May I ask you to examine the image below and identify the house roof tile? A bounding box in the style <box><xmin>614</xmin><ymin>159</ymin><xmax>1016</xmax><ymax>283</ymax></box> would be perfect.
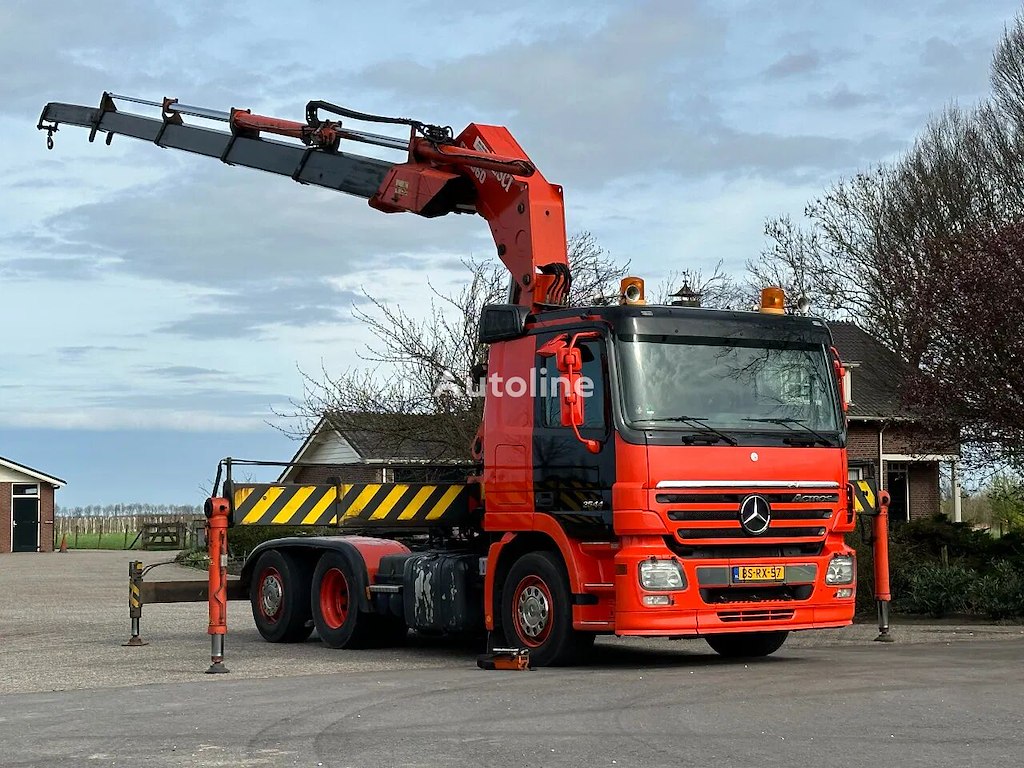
<box><xmin>827</xmin><ymin>321</ymin><xmax>912</xmax><ymax>419</ymax></box>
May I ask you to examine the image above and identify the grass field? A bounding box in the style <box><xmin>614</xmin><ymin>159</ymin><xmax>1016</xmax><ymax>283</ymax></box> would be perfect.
<box><xmin>57</xmin><ymin>532</ymin><xmax>141</xmax><ymax>550</ymax></box>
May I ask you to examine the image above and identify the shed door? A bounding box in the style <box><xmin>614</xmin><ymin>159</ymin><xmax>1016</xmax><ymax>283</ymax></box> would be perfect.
<box><xmin>12</xmin><ymin>498</ymin><xmax>39</xmax><ymax>552</ymax></box>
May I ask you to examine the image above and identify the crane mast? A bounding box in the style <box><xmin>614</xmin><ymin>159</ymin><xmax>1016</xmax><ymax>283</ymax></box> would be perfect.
<box><xmin>37</xmin><ymin>92</ymin><xmax>571</xmax><ymax>309</ymax></box>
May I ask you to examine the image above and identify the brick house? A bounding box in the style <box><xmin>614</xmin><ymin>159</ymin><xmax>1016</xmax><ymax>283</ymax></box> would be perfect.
<box><xmin>1</xmin><ymin>456</ymin><xmax>66</xmax><ymax>553</ymax></box>
<box><xmin>278</xmin><ymin>415</ymin><xmax>473</xmax><ymax>485</ymax></box>
<box><xmin>829</xmin><ymin>322</ymin><xmax>958</xmax><ymax>523</ymax></box>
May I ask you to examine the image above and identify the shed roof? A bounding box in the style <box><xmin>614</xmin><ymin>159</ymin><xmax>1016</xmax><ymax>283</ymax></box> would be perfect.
<box><xmin>277</xmin><ymin>413</ymin><xmax>470</xmax><ymax>482</ymax></box>
<box><xmin>0</xmin><ymin>455</ymin><xmax>66</xmax><ymax>487</ymax></box>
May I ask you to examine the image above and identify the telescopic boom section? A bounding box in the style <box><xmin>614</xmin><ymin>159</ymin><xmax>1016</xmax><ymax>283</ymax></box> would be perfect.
<box><xmin>37</xmin><ymin>92</ymin><xmax>570</xmax><ymax>308</ymax></box>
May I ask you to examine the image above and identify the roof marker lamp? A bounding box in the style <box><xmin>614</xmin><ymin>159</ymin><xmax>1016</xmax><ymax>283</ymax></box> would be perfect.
<box><xmin>620</xmin><ymin>276</ymin><xmax>646</xmax><ymax>305</ymax></box>
<box><xmin>760</xmin><ymin>286</ymin><xmax>785</xmax><ymax>315</ymax></box>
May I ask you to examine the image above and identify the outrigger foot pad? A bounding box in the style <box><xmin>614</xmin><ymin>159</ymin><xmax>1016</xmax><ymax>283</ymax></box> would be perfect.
<box><xmin>477</xmin><ymin>647</ymin><xmax>532</xmax><ymax>671</ymax></box>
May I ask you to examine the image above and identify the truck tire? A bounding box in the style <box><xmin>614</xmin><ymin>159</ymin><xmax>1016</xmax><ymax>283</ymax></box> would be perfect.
<box><xmin>501</xmin><ymin>551</ymin><xmax>590</xmax><ymax>667</ymax></box>
<box><xmin>311</xmin><ymin>551</ymin><xmax>376</xmax><ymax>649</ymax></box>
<box><xmin>705</xmin><ymin>631</ymin><xmax>789</xmax><ymax>658</ymax></box>
<box><xmin>249</xmin><ymin>549</ymin><xmax>313</xmax><ymax>643</ymax></box>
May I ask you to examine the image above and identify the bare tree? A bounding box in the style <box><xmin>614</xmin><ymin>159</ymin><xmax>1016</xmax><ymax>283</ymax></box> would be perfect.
<box><xmin>750</xmin><ymin>110</ymin><xmax>996</xmax><ymax>366</ymax></box>
<box><xmin>904</xmin><ymin>223</ymin><xmax>1024</xmax><ymax>466</ymax></box>
<box><xmin>282</xmin><ymin>232</ymin><xmax>629</xmax><ymax>459</ymax></box>
<box><xmin>751</xmin><ymin>14</ymin><xmax>1024</xmax><ymax>467</ymax></box>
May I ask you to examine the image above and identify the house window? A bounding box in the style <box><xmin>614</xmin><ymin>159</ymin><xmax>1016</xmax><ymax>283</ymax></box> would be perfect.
<box><xmin>12</xmin><ymin>484</ymin><xmax>38</xmax><ymax>497</ymax></box>
<box><xmin>848</xmin><ymin>467</ymin><xmax>863</xmax><ymax>481</ymax></box>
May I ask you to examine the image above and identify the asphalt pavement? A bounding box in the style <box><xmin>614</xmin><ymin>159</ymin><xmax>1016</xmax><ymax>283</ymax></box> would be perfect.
<box><xmin>1</xmin><ymin>550</ymin><xmax>1022</xmax><ymax>767</ymax></box>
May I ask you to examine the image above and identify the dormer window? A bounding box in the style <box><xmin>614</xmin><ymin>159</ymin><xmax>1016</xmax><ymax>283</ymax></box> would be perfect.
<box><xmin>843</xmin><ymin>361</ymin><xmax>860</xmax><ymax>409</ymax></box>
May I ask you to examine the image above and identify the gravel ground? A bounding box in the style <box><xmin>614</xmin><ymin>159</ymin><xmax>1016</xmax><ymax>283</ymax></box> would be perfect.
<box><xmin>1</xmin><ymin>549</ymin><xmax>1021</xmax><ymax>696</ymax></box>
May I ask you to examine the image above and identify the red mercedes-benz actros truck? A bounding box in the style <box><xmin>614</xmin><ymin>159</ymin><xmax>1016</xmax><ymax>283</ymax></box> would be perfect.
<box><xmin>39</xmin><ymin>93</ymin><xmax>887</xmax><ymax>666</ymax></box>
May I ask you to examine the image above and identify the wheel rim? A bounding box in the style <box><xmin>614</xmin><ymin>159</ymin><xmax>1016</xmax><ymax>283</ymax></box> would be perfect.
<box><xmin>258</xmin><ymin>567</ymin><xmax>284</xmax><ymax>623</ymax></box>
<box><xmin>319</xmin><ymin>567</ymin><xmax>349</xmax><ymax>630</ymax></box>
<box><xmin>513</xmin><ymin>575</ymin><xmax>553</xmax><ymax>647</ymax></box>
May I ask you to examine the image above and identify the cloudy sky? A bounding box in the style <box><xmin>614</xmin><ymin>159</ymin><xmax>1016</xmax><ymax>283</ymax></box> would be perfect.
<box><xmin>1</xmin><ymin>0</ymin><xmax>1019</xmax><ymax>506</ymax></box>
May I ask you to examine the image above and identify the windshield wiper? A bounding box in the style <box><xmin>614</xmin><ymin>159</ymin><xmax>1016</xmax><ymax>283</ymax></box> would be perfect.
<box><xmin>741</xmin><ymin>417</ymin><xmax>836</xmax><ymax>447</ymax></box>
<box><xmin>647</xmin><ymin>415</ymin><xmax>739</xmax><ymax>446</ymax></box>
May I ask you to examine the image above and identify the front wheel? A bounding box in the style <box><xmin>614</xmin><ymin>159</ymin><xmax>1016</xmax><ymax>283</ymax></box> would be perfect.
<box><xmin>705</xmin><ymin>631</ymin><xmax>789</xmax><ymax>658</ymax></box>
<box><xmin>500</xmin><ymin>551</ymin><xmax>592</xmax><ymax>667</ymax></box>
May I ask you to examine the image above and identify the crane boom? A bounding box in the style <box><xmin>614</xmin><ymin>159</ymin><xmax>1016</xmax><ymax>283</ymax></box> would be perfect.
<box><xmin>37</xmin><ymin>92</ymin><xmax>570</xmax><ymax>308</ymax></box>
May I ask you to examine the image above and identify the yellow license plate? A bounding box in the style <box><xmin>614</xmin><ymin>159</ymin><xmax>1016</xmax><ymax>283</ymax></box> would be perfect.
<box><xmin>732</xmin><ymin>565</ymin><xmax>785</xmax><ymax>583</ymax></box>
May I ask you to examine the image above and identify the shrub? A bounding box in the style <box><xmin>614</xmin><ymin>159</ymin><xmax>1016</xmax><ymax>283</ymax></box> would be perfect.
<box><xmin>847</xmin><ymin>515</ymin><xmax>1024</xmax><ymax>619</ymax></box>
<box><xmin>990</xmin><ymin>530</ymin><xmax>1024</xmax><ymax>566</ymax></box>
<box><xmin>971</xmin><ymin>561</ymin><xmax>1024</xmax><ymax>619</ymax></box>
<box><xmin>895</xmin><ymin>561</ymin><xmax>976</xmax><ymax>617</ymax></box>
<box><xmin>893</xmin><ymin>514</ymin><xmax>998</xmax><ymax>570</ymax></box>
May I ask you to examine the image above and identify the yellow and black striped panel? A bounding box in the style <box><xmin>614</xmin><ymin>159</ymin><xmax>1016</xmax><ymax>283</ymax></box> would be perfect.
<box><xmin>852</xmin><ymin>479</ymin><xmax>878</xmax><ymax>514</ymax></box>
<box><xmin>231</xmin><ymin>483</ymin><xmax>474</xmax><ymax>527</ymax></box>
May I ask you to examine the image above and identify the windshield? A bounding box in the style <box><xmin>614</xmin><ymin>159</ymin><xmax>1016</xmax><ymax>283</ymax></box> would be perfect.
<box><xmin>617</xmin><ymin>335</ymin><xmax>842</xmax><ymax>436</ymax></box>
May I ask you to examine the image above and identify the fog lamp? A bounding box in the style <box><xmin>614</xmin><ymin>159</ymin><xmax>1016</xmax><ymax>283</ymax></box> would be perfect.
<box><xmin>643</xmin><ymin>594</ymin><xmax>672</xmax><ymax>606</ymax></box>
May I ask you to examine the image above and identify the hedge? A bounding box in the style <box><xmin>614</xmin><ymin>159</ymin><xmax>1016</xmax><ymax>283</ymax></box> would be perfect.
<box><xmin>848</xmin><ymin>515</ymin><xmax>1024</xmax><ymax>619</ymax></box>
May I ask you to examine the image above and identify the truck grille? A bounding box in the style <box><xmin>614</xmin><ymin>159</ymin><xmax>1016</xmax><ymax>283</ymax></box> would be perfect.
<box><xmin>656</xmin><ymin>486</ymin><xmax>839</xmax><ymax>556</ymax></box>
<box><xmin>668</xmin><ymin>508</ymin><xmax>832</xmax><ymax>521</ymax></box>
<box><xmin>666</xmin><ymin>539</ymin><xmax>823</xmax><ymax>558</ymax></box>
<box><xmin>676</xmin><ymin>526</ymin><xmax>826</xmax><ymax>540</ymax></box>
<box><xmin>701</xmin><ymin>585</ymin><xmax>813</xmax><ymax>603</ymax></box>
<box><xmin>717</xmin><ymin>608</ymin><xmax>796</xmax><ymax>623</ymax></box>
<box><xmin>657</xmin><ymin>492</ymin><xmax>839</xmax><ymax>505</ymax></box>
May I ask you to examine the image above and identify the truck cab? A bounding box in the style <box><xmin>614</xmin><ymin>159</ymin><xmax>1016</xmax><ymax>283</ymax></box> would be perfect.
<box><xmin>480</xmin><ymin>295</ymin><xmax>855</xmax><ymax>662</ymax></box>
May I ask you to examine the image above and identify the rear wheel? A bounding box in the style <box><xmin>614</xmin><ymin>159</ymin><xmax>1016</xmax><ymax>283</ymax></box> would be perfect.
<box><xmin>249</xmin><ymin>549</ymin><xmax>313</xmax><ymax>643</ymax></box>
<box><xmin>311</xmin><ymin>551</ymin><xmax>378</xmax><ymax>649</ymax></box>
<box><xmin>501</xmin><ymin>551</ymin><xmax>591</xmax><ymax>667</ymax></box>
<box><xmin>705</xmin><ymin>631</ymin><xmax>789</xmax><ymax>658</ymax></box>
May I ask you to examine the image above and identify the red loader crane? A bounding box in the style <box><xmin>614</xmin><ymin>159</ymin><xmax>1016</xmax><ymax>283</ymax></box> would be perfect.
<box><xmin>38</xmin><ymin>93</ymin><xmax>892</xmax><ymax>668</ymax></box>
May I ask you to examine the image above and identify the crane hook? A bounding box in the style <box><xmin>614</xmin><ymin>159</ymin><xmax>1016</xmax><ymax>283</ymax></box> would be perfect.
<box><xmin>38</xmin><ymin>122</ymin><xmax>58</xmax><ymax>150</ymax></box>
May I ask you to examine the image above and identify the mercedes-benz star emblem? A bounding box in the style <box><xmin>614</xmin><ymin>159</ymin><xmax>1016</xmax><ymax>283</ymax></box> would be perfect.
<box><xmin>739</xmin><ymin>494</ymin><xmax>772</xmax><ymax>536</ymax></box>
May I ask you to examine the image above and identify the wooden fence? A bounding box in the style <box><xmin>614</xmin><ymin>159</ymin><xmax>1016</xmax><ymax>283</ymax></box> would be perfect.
<box><xmin>53</xmin><ymin>514</ymin><xmax>206</xmax><ymax>550</ymax></box>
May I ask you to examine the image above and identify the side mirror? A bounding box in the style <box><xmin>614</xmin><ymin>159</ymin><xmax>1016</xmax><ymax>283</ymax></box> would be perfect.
<box><xmin>479</xmin><ymin>304</ymin><xmax>531</xmax><ymax>344</ymax></box>
<box><xmin>538</xmin><ymin>332</ymin><xmax>602</xmax><ymax>454</ymax></box>
<box><xmin>556</xmin><ymin>347</ymin><xmax>584</xmax><ymax>429</ymax></box>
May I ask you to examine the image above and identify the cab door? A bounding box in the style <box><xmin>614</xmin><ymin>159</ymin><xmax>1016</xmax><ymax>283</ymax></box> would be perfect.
<box><xmin>532</xmin><ymin>333</ymin><xmax>615</xmax><ymax>530</ymax></box>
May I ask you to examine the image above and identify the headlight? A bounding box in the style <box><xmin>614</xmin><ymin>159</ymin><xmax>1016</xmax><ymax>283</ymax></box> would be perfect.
<box><xmin>825</xmin><ymin>554</ymin><xmax>855</xmax><ymax>585</ymax></box>
<box><xmin>639</xmin><ymin>559</ymin><xmax>686</xmax><ymax>591</ymax></box>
